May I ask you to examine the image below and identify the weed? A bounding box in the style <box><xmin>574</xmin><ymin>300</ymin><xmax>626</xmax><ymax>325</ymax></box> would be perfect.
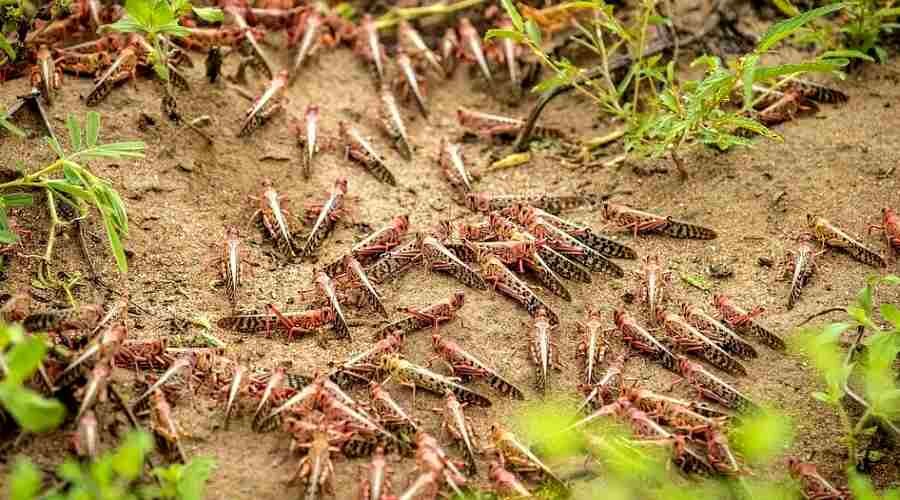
<box><xmin>5</xmin><ymin>430</ymin><xmax>216</xmax><ymax>500</ymax></box>
<box><xmin>792</xmin><ymin>274</ymin><xmax>900</xmax><ymax>467</ymax></box>
<box><xmin>105</xmin><ymin>0</ymin><xmax>222</xmax><ymax>83</ymax></box>
<box><xmin>0</xmin><ymin>111</ymin><xmax>144</xmax><ymax>280</ymax></box>
<box><xmin>0</xmin><ymin>320</ymin><xmax>66</xmax><ymax>432</ymax></box>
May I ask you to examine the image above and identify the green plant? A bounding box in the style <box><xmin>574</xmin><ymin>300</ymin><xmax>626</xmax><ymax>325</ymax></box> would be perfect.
<box><xmin>5</xmin><ymin>430</ymin><xmax>217</xmax><ymax>500</ymax></box>
<box><xmin>0</xmin><ymin>111</ymin><xmax>144</xmax><ymax>279</ymax></box>
<box><xmin>0</xmin><ymin>320</ymin><xmax>66</xmax><ymax>432</ymax></box>
<box><xmin>792</xmin><ymin>274</ymin><xmax>900</xmax><ymax>467</ymax></box>
<box><xmin>105</xmin><ymin>0</ymin><xmax>222</xmax><ymax>82</ymax></box>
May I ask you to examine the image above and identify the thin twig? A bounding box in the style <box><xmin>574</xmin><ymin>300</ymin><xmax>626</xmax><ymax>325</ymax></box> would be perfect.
<box><xmin>797</xmin><ymin>307</ymin><xmax>846</xmax><ymax>327</ymax></box>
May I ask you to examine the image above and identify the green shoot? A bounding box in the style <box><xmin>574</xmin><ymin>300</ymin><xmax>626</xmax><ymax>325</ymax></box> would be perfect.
<box><xmin>792</xmin><ymin>275</ymin><xmax>900</xmax><ymax>467</ymax></box>
<box><xmin>105</xmin><ymin>0</ymin><xmax>222</xmax><ymax>82</ymax></box>
<box><xmin>0</xmin><ymin>111</ymin><xmax>145</xmax><ymax>275</ymax></box>
<box><xmin>0</xmin><ymin>320</ymin><xmax>66</xmax><ymax>432</ymax></box>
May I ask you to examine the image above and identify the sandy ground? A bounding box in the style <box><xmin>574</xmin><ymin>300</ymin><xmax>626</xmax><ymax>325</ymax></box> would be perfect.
<box><xmin>1</xmin><ymin>13</ymin><xmax>899</xmax><ymax>498</ymax></box>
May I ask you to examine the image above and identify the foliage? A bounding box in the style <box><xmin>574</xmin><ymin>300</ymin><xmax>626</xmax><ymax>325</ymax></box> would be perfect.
<box><xmin>0</xmin><ymin>320</ymin><xmax>66</xmax><ymax>432</ymax></box>
<box><xmin>0</xmin><ymin>111</ymin><xmax>145</xmax><ymax>274</ymax></box>
<box><xmin>791</xmin><ymin>274</ymin><xmax>900</xmax><ymax>467</ymax></box>
<box><xmin>5</xmin><ymin>430</ymin><xmax>216</xmax><ymax>500</ymax></box>
<box><xmin>105</xmin><ymin>0</ymin><xmax>222</xmax><ymax>81</ymax></box>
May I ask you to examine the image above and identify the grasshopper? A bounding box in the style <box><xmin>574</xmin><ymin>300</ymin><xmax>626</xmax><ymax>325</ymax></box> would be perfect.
<box><xmin>421</xmin><ymin>236</ymin><xmax>488</xmax><ymax>290</ymax></box>
<box><xmin>657</xmin><ymin>311</ymin><xmax>748</xmax><ymax>376</ymax></box>
<box><xmin>379</xmin><ymin>354</ymin><xmax>492</xmax><ymax>407</ymax></box>
<box><xmin>530</xmin><ymin>308</ymin><xmax>562</xmax><ymax>394</ymax></box>
<box><xmin>341</xmin><ymin>122</ymin><xmax>398</xmax><ymax>186</ymax></box>
<box><xmin>300</xmin><ymin>178</ymin><xmax>348</xmax><ymax>257</ymax></box>
<box><xmin>808</xmin><ymin>214</ymin><xmax>885</xmax><ymax>268</ymax></box>
<box><xmin>602</xmin><ymin>203</ymin><xmax>718</xmax><ymax>240</ymax></box>
<box><xmin>238</xmin><ymin>69</ymin><xmax>288</xmax><ymax>137</ymax></box>
<box><xmin>375</xmin><ymin>291</ymin><xmax>465</xmax><ymax>340</ymax></box>
<box><xmin>712</xmin><ymin>294</ymin><xmax>785</xmax><ymax>351</ymax></box>
<box><xmin>576</xmin><ymin>307</ymin><xmax>608</xmax><ymax>385</ymax></box>
<box><xmin>680</xmin><ymin>302</ymin><xmax>758</xmax><ymax>359</ymax></box>
<box><xmin>379</xmin><ymin>86</ymin><xmax>413</xmax><ymax>160</ymax></box>
<box><xmin>432</xmin><ymin>333</ymin><xmax>524</xmax><ymax>399</ymax></box>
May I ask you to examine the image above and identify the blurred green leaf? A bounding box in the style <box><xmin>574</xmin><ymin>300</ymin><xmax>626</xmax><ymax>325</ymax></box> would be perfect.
<box><xmin>192</xmin><ymin>6</ymin><xmax>223</xmax><ymax>23</ymax></box>
<box><xmin>0</xmin><ymin>384</ymin><xmax>66</xmax><ymax>432</ymax></box>
<box><xmin>753</xmin><ymin>59</ymin><xmax>846</xmax><ymax>81</ymax></box>
<box><xmin>1</xmin><ymin>113</ymin><xmax>27</xmax><ymax>138</ymax></box>
<box><xmin>731</xmin><ymin>409</ymin><xmax>794</xmax><ymax>464</ymax></box>
<box><xmin>102</xmin><ymin>212</ymin><xmax>128</xmax><ymax>274</ymax></box>
<box><xmin>484</xmin><ymin>28</ymin><xmax>525</xmax><ymax>43</ymax></box>
<box><xmin>124</xmin><ymin>0</ymin><xmax>153</xmax><ymax>28</ymax></box>
<box><xmin>741</xmin><ymin>54</ymin><xmax>759</xmax><ymax>109</ymax></box>
<box><xmin>1</xmin><ymin>193</ymin><xmax>34</xmax><ymax>207</ymax></box>
<box><xmin>0</xmin><ymin>33</ymin><xmax>16</xmax><ymax>60</ymax></box>
<box><xmin>771</xmin><ymin>0</ymin><xmax>801</xmax><ymax>17</ymax></box>
<box><xmin>882</xmin><ymin>275</ymin><xmax>900</xmax><ymax>286</ymax></box>
<box><xmin>525</xmin><ymin>19</ymin><xmax>542</xmax><ymax>47</ymax></box>
<box><xmin>177</xmin><ymin>457</ymin><xmax>216</xmax><ymax>500</ymax></box>
<box><xmin>0</xmin><ymin>229</ymin><xmax>17</xmax><ymax>244</ymax></box>
<box><xmin>501</xmin><ymin>0</ymin><xmax>523</xmax><ymax>31</ymax></box>
<box><xmin>85</xmin><ymin>111</ymin><xmax>100</xmax><ymax>148</ymax></box>
<box><xmin>111</xmin><ymin>431</ymin><xmax>153</xmax><ymax>481</ymax></box>
<box><xmin>757</xmin><ymin>3</ymin><xmax>847</xmax><ymax>53</ymax></box>
<box><xmin>66</xmin><ymin>114</ymin><xmax>83</xmax><ymax>152</ymax></box>
<box><xmin>822</xmin><ymin>49</ymin><xmax>875</xmax><ymax>62</ymax></box>
<box><xmin>880</xmin><ymin>304</ymin><xmax>900</xmax><ymax>329</ymax></box>
<box><xmin>516</xmin><ymin>400</ymin><xmax>581</xmax><ymax>459</ymax></box>
<box><xmin>103</xmin><ymin>16</ymin><xmax>146</xmax><ymax>33</ymax></box>
<box><xmin>8</xmin><ymin>459</ymin><xmax>42</xmax><ymax>500</ymax></box>
<box><xmin>4</xmin><ymin>335</ymin><xmax>46</xmax><ymax>385</ymax></box>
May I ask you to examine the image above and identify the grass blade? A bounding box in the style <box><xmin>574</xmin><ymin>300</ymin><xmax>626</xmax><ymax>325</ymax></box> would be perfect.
<box><xmin>756</xmin><ymin>3</ymin><xmax>847</xmax><ymax>53</ymax></box>
<box><xmin>102</xmin><ymin>210</ymin><xmax>128</xmax><ymax>273</ymax></box>
<box><xmin>66</xmin><ymin>115</ymin><xmax>82</xmax><ymax>151</ymax></box>
<box><xmin>85</xmin><ymin>111</ymin><xmax>100</xmax><ymax>148</ymax></box>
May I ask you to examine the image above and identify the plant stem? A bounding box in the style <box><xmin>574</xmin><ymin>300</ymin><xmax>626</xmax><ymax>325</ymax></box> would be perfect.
<box><xmin>43</xmin><ymin>188</ymin><xmax>59</xmax><ymax>263</ymax></box>
<box><xmin>375</xmin><ymin>0</ymin><xmax>486</xmax><ymax>30</ymax></box>
<box><xmin>631</xmin><ymin>0</ymin><xmax>654</xmax><ymax>113</ymax></box>
<box><xmin>837</xmin><ymin>401</ymin><xmax>857</xmax><ymax>466</ymax></box>
<box><xmin>0</xmin><ymin>160</ymin><xmax>64</xmax><ymax>190</ymax></box>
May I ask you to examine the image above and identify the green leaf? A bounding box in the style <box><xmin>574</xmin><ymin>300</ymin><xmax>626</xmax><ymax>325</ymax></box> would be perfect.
<box><xmin>0</xmin><ymin>384</ymin><xmax>66</xmax><ymax>432</ymax></box>
<box><xmin>771</xmin><ymin>0</ymin><xmax>800</xmax><ymax>16</ymax></box>
<box><xmin>882</xmin><ymin>275</ymin><xmax>900</xmax><ymax>286</ymax></box>
<box><xmin>525</xmin><ymin>19</ymin><xmax>542</xmax><ymax>47</ymax></box>
<box><xmin>501</xmin><ymin>0</ymin><xmax>523</xmax><ymax>31</ymax></box>
<box><xmin>102</xmin><ymin>211</ymin><xmax>128</xmax><ymax>274</ymax></box>
<box><xmin>150</xmin><ymin>0</ymin><xmax>176</xmax><ymax>28</ymax></box>
<box><xmin>1</xmin><ymin>193</ymin><xmax>33</xmax><ymax>207</ymax></box>
<box><xmin>47</xmin><ymin>180</ymin><xmax>93</xmax><ymax>202</ymax></box>
<box><xmin>112</xmin><ymin>431</ymin><xmax>153</xmax><ymax>481</ymax></box>
<box><xmin>484</xmin><ymin>28</ymin><xmax>525</xmax><ymax>43</ymax></box>
<box><xmin>47</xmin><ymin>136</ymin><xmax>65</xmax><ymax>159</ymax></box>
<box><xmin>192</xmin><ymin>6</ymin><xmax>224</xmax><ymax>23</ymax></box>
<box><xmin>822</xmin><ymin>49</ymin><xmax>875</xmax><ymax>62</ymax></box>
<box><xmin>0</xmin><ymin>114</ymin><xmax>26</xmax><ymax>138</ymax></box>
<box><xmin>125</xmin><ymin>0</ymin><xmax>154</xmax><ymax>28</ymax></box>
<box><xmin>756</xmin><ymin>3</ymin><xmax>847</xmax><ymax>53</ymax></box>
<box><xmin>177</xmin><ymin>458</ymin><xmax>217</xmax><ymax>500</ymax></box>
<box><xmin>85</xmin><ymin>111</ymin><xmax>100</xmax><ymax>148</ymax></box>
<box><xmin>874</xmin><ymin>6</ymin><xmax>900</xmax><ymax>18</ymax></box>
<box><xmin>153</xmin><ymin>59</ymin><xmax>171</xmax><ymax>82</ymax></box>
<box><xmin>66</xmin><ymin>115</ymin><xmax>82</xmax><ymax>152</ymax></box>
<box><xmin>742</xmin><ymin>54</ymin><xmax>760</xmax><ymax>109</ymax></box>
<box><xmin>0</xmin><ymin>230</ymin><xmax>17</xmax><ymax>244</ymax></box>
<box><xmin>155</xmin><ymin>21</ymin><xmax>191</xmax><ymax>37</ymax></box>
<box><xmin>8</xmin><ymin>459</ymin><xmax>42</xmax><ymax>500</ymax></box>
<box><xmin>856</xmin><ymin>281</ymin><xmax>875</xmax><ymax>315</ymax></box>
<box><xmin>731</xmin><ymin>409</ymin><xmax>794</xmax><ymax>464</ymax></box>
<box><xmin>881</xmin><ymin>304</ymin><xmax>900</xmax><ymax>330</ymax></box>
<box><xmin>0</xmin><ymin>33</ymin><xmax>16</xmax><ymax>60</ymax></box>
<box><xmin>811</xmin><ymin>391</ymin><xmax>832</xmax><ymax>404</ymax></box>
<box><xmin>753</xmin><ymin>60</ymin><xmax>846</xmax><ymax>81</ymax></box>
<box><xmin>102</xmin><ymin>16</ymin><xmax>146</xmax><ymax>33</ymax></box>
<box><xmin>4</xmin><ymin>335</ymin><xmax>47</xmax><ymax>385</ymax></box>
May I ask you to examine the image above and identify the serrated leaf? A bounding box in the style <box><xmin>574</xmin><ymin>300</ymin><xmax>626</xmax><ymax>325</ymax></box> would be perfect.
<box><xmin>1</xmin><ymin>193</ymin><xmax>34</xmax><ymax>207</ymax></box>
<box><xmin>85</xmin><ymin>111</ymin><xmax>100</xmax><ymax>147</ymax></box>
<box><xmin>0</xmin><ymin>384</ymin><xmax>66</xmax><ymax>432</ymax></box>
<box><xmin>501</xmin><ymin>0</ymin><xmax>523</xmax><ymax>31</ymax></box>
<box><xmin>757</xmin><ymin>3</ymin><xmax>847</xmax><ymax>53</ymax></box>
<box><xmin>0</xmin><ymin>33</ymin><xmax>16</xmax><ymax>60</ymax></box>
<box><xmin>485</xmin><ymin>28</ymin><xmax>525</xmax><ymax>43</ymax></box>
<box><xmin>192</xmin><ymin>6</ymin><xmax>224</xmax><ymax>23</ymax></box>
<box><xmin>525</xmin><ymin>19</ymin><xmax>542</xmax><ymax>47</ymax></box>
<box><xmin>149</xmin><ymin>0</ymin><xmax>176</xmax><ymax>28</ymax></box>
<box><xmin>4</xmin><ymin>335</ymin><xmax>47</xmax><ymax>385</ymax></box>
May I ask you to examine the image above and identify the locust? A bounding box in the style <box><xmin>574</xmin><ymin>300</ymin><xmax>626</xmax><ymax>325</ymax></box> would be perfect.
<box><xmin>491</xmin><ymin>424</ymin><xmax>566</xmax><ymax>487</ymax></box>
<box><xmin>297</xmin><ymin>105</ymin><xmax>320</xmax><ymax>179</ymax></box>
<box><xmin>431</xmin><ymin>334</ymin><xmax>524</xmax><ymax>399</ymax></box>
<box><xmin>365</xmin><ymin>237</ymin><xmax>422</xmax><ymax>284</ymax></box>
<box><xmin>612</xmin><ymin>309</ymin><xmax>680</xmax><ymax>372</ymax></box>
<box><xmin>398</xmin><ymin>20</ymin><xmax>444</xmax><ymax>78</ymax></box>
<box><xmin>869</xmin><ymin>207</ymin><xmax>900</xmax><ymax>262</ymax></box>
<box><xmin>466</xmin><ymin>191</ymin><xmax>599</xmax><ymax>215</ymax></box>
<box><xmin>472</xmin><ymin>240</ymin><xmax>573</xmax><ymax>301</ymax></box>
<box><xmin>530</xmin><ymin>308</ymin><xmax>562</xmax><ymax>394</ymax></box>
<box><xmin>677</xmin><ymin>357</ymin><xmax>758</xmax><ymax>413</ymax></box>
<box><xmin>490</xmin><ymin>460</ymin><xmax>532</xmax><ymax>497</ymax></box>
<box><xmin>679</xmin><ymin>302</ymin><xmax>758</xmax><ymax>360</ymax></box>
<box><xmin>478</xmin><ymin>251</ymin><xmax>559</xmax><ymax>325</ymax></box>
<box><xmin>359</xmin><ymin>446</ymin><xmax>392</xmax><ymax>500</ymax></box>
<box><xmin>602</xmin><ymin>203</ymin><xmax>718</xmax><ymax>239</ymax></box>
<box><xmin>343</xmin><ymin>256</ymin><xmax>389</xmax><ymax>318</ymax></box>
<box><xmin>526</xmin><ymin>217</ymin><xmax>624</xmax><ymax>277</ymax></box>
<box><xmin>502</xmin><ymin>204</ymin><xmax>637</xmax><ymax>259</ymax></box>
<box><xmin>784</xmin><ymin>79</ymin><xmax>849</xmax><ymax>104</ymax></box>
<box><xmin>150</xmin><ymin>390</ymin><xmax>187</xmax><ymax>463</ymax></box>
<box><xmin>379</xmin><ymin>354</ymin><xmax>492</xmax><ymax>407</ymax></box>
<box><xmin>32</xmin><ymin>46</ymin><xmax>61</xmax><ymax>106</ymax></box>
<box><xmin>634</xmin><ymin>255</ymin><xmax>672</xmax><ymax>324</ymax></box>
<box><xmin>329</xmin><ymin>334</ymin><xmax>404</xmax><ymax>388</ymax></box>
<box><xmin>457</xmin><ymin>107</ymin><xmax>564</xmax><ymax>141</ymax></box>
<box><xmin>223</xmin><ymin>364</ymin><xmax>246</xmax><ymax>430</ymax></box>
<box><xmin>267</xmin><ymin>304</ymin><xmax>334</xmax><ymax>341</ymax></box>
<box><xmin>238</xmin><ymin>69</ymin><xmax>288</xmax><ymax>137</ymax></box>
<box><xmin>808</xmin><ymin>214</ymin><xmax>885</xmax><ymax>268</ymax></box>
<box><xmin>72</xmin><ymin>411</ymin><xmax>99</xmax><ymax>458</ymax></box>
<box><xmin>379</xmin><ymin>87</ymin><xmax>413</xmax><ymax>160</ymax></box>
<box><xmin>23</xmin><ymin>304</ymin><xmax>103</xmax><ymax>335</ymax></box>
<box><xmin>576</xmin><ymin>307</ymin><xmax>608</xmax><ymax>385</ymax></box>
<box><xmin>421</xmin><ymin>236</ymin><xmax>487</xmax><ymax>290</ymax></box>
<box><xmin>323</xmin><ymin>215</ymin><xmax>410</xmax><ymax>276</ymax></box>
<box><xmin>576</xmin><ymin>353</ymin><xmax>626</xmax><ymax>412</ymax></box>
<box><xmin>316</xmin><ymin>272</ymin><xmax>350</xmax><ymax>339</ymax></box>
<box><xmin>624</xmin><ymin>388</ymin><xmax>729</xmax><ymax>430</ymax></box>
<box><xmin>489</xmin><ymin>213</ymin><xmax>593</xmax><ymax>284</ymax></box>
<box><xmin>357</xmin><ymin>14</ymin><xmax>386</xmax><ymax>82</ymax></box>
<box><xmin>217</xmin><ymin>307</ymin><xmax>326</xmax><ymax>336</ymax></box>
<box><xmin>301</xmin><ymin>178</ymin><xmax>348</xmax><ymax>257</ymax></box>
<box><xmin>375</xmin><ymin>291</ymin><xmax>465</xmax><ymax>340</ymax></box>
<box><xmin>290</xmin><ymin>422</ymin><xmax>339</xmax><ymax>500</ymax></box>
<box><xmin>85</xmin><ymin>41</ymin><xmax>141</xmax><ymax>106</ymax></box>
<box><xmin>438</xmin><ymin>140</ymin><xmax>474</xmax><ymax>197</ymax></box>
<box><xmin>441</xmin><ymin>28</ymin><xmax>460</xmax><ymax>76</ymax></box>
<box><xmin>788</xmin><ymin>459</ymin><xmax>849</xmax><ymax>500</ymax></box>
<box><xmin>220</xmin><ymin>226</ymin><xmax>245</xmax><ymax>309</ymax></box>
<box><xmin>370</xmin><ymin>382</ymin><xmax>418</xmax><ymax>437</ymax></box>
<box><xmin>289</xmin><ymin>11</ymin><xmax>322</xmax><ymax>80</ymax></box>
<box><xmin>457</xmin><ymin>17</ymin><xmax>492</xmax><ymax>81</ymax></box>
<box><xmin>712</xmin><ymin>294</ymin><xmax>785</xmax><ymax>350</ymax></box>
<box><xmin>782</xmin><ymin>237</ymin><xmax>822</xmax><ymax>310</ymax></box>
<box><xmin>251</xmin><ymin>179</ymin><xmax>295</xmax><ymax>256</ymax></box>
<box><xmin>442</xmin><ymin>392</ymin><xmax>479</xmax><ymax>474</ymax></box>
<box><xmin>225</xmin><ymin>7</ymin><xmax>275</xmax><ymax>77</ymax></box>
<box><xmin>415</xmin><ymin>432</ymin><xmax>467</xmax><ymax>496</ymax></box>
<box><xmin>341</xmin><ymin>122</ymin><xmax>398</xmax><ymax>186</ymax></box>
<box><xmin>395</xmin><ymin>50</ymin><xmax>429</xmax><ymax>118</ymax></box>
<box><xmin>657</xmin><ymin>311</ymin><xmax>748</xmax><ymax>376</ymax></box>
<box><xmin>76</xmin><ymin>361</ymin><xmax>110</xmax><ymax>420</ymax></box>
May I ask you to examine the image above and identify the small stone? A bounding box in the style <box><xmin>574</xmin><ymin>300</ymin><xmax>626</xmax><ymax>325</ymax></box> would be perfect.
<box><xmin>758</xmin><ymin>257</ymin><xmax>773</xmax><ymax>267</ymax></box>
<box><xmin>707</xmin><ymin>261</ymin><xmax>734</xmax><ymax>279</ymax></box>
<box><xmin>177</xmin><ymin>160</ymin><xmax>195</xmax><ymax>172</ymax></box>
